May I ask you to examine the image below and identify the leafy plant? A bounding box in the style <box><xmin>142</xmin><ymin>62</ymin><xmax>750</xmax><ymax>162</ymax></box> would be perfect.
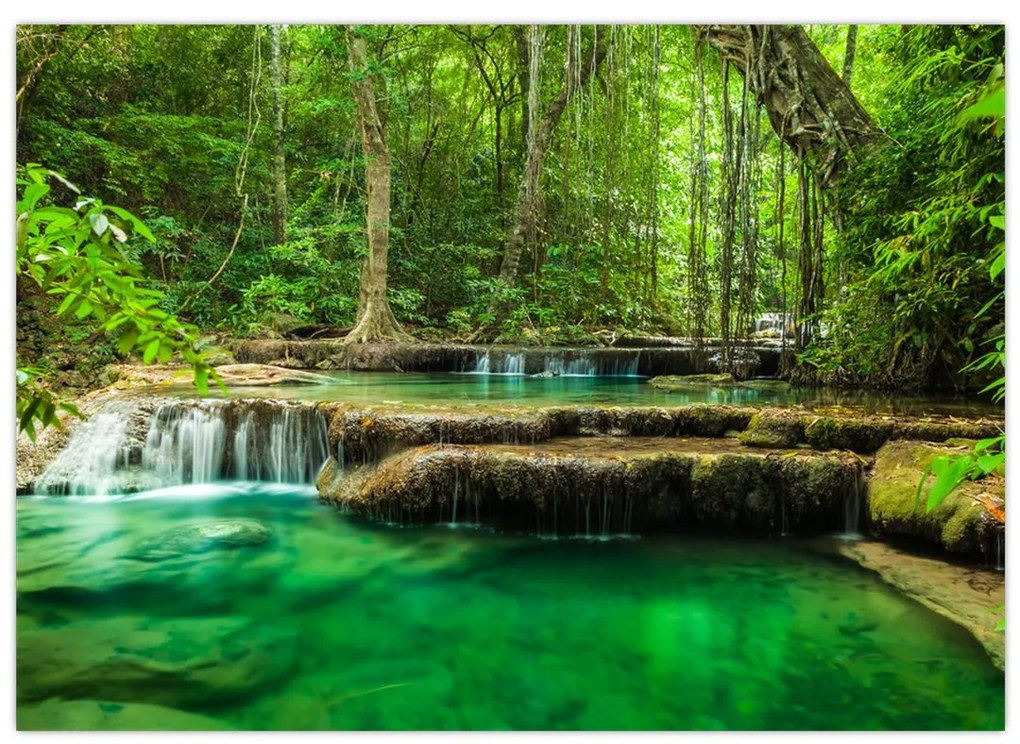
<box><xmin>16</xmin><ymin>163</ymin><xmax>215</xmax><ymax>438</ymax></box>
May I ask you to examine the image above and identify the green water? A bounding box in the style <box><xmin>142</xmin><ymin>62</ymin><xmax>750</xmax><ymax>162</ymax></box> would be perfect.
<box><xmin>17</xmin><ymin>483</ymin><xmax>1004</xmax><ymax>731</ymax></box>
<box><xmin>161</xmin><ymin>371</ymin><xmax>1000</xmax><ymax>417</ymax></box>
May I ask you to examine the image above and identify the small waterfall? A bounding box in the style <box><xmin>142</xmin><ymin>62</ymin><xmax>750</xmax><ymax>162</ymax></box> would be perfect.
<box><xmin>33</xmin><ymin>401</ymin><xmax>137</xmax><ymax>495</ymax></box>
<box><xmin>470</xmin><ymin>350</ymin><xmax>525</xmax><ymax>375</ymax></box>
<box><xmin>143</xmin><ymin>404</ymin><xmax>226</xmax><ymax>485</ymax></box>
<box><xmin>996</xmin><ymin>531</ymin><xmax>1004</xmax><ymax>572</ymax></box>
<box><xmin>33</xmin><ymin>398</ymin><xmax>329</xmax><ymax>495</ymax></box>
<box><xmin>544</xmin><ymin>350</ymin><xmax>640</xmax><ymax>377</ymax></box>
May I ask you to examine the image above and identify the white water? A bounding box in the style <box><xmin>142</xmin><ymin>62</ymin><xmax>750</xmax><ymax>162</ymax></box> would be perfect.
<box><xmin>33</xmin><ymin>403</ymin><xmax>135</xmax><ymax>495</ymax></box>
<box><xmin>468</xmin><ymin>350</ymin><xmax>641</xmax><ymax>377</ymax></box>
<box><xmin>33</xmin><ymin>399</ymin><xmax>330</xmax><ymax>495</ymax></box>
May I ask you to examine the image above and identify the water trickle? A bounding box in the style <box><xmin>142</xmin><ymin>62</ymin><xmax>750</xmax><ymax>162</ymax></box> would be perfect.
<box><xmin>839</xmin><ymin>476</ymin><xmax>864</xmax><ymax>539</ymax></box>
<box><xmin>996</xmin><ymin>532</ymin><xmax>1004</xmax><ymax>571</ymax></box>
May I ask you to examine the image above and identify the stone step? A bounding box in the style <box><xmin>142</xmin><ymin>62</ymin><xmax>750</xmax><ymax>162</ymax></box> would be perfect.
<box><xmin>318</xmin><ymin>436</ymin><xmax>865</xmax><ymax>536</ymax></box>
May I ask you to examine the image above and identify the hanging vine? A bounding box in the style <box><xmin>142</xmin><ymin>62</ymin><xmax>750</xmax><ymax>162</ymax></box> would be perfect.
<box><xmin>687</xmin><ymin>35</ymin><xmax>711</xmax><ymax>345</ymax></box>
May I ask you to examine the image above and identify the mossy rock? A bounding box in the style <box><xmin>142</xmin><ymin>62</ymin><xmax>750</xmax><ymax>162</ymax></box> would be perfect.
<box><xmin>804</xmin><ymin>416</ymin><xmax>893</xmax><ymax>452</ymax></box>
<box><xmin>648</xmin><ymin>373</ymin><xmax>735</xmax><ymax>390</ymax></box>
<box><xmin>739</xmin><ymin>411</ymin><xmax>805</xmax><ymax>448</ymax></box>
<box><xmin>690</xmin><ymin>454</ymin><xmax>774</xmax><ymax>528</ymax></box>
<box><xmin>868</xmin><ymin>440</ymin><xmax>1000</xmax><ymax>555</ymax></box>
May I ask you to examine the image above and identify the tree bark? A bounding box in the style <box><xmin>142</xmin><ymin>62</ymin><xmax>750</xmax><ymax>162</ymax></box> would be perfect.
<box><xmin>843</xmin><ymin>25</ymin><xmax>859</xmax><ymax>89</ymax></box>
<box><xmin>699</xmin><ymin>24</ymin><xmax>880</xmax><ymax>185</ymax></box>
<box><xmin>344</xmin><ymin>27</ymin><xmax>412</xmax><ymax>344</ymax></box>
<box><xmin>270</xmin><ymin>24</ymin><xmax>288</xmax><ymax>245</ymax></box>
<box><xmin>497</xmin><ymin>25</ymin><xmax>608</xmax><ymax>289</ymax></box>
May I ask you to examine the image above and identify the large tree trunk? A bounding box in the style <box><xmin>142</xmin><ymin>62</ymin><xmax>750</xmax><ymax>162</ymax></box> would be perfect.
<box><xmin>497</xmin><ymin>25</ymin><xmax>608</xmax><ymax>289</ymax></box>
<box><xmin>270</xmin><ymin>24</ymin><xmax>288</xmax><ymax>245</ymax></box>
<box><xmin>344</xmin><ymin>27</ymin><xmax>412</xmax><ymax>344</ymax></box>
<box><xmin>699</xmin><ymin>24</ymin><xmax>880</xmax><ymax>185</ymax></box>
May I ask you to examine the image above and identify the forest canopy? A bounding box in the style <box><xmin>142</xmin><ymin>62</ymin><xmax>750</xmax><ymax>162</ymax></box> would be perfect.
<box><xmin>15</xmin><ymin>24</ymin><xmax>1005</xmax><ymax>392</ymax></box>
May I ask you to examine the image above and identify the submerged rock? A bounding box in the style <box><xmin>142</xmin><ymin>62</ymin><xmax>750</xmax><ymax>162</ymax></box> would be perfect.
<box><xmin>17</xmin><ymin>615</ymin><xmax>297</xmax><ymax>706</ymax></box>
<box><xmin>17</xmin><ymin>699</ymin><xmax>233</xmax><ymax>731</ymax></box>
<box><xmin>868</xmin><ymin>440</ymin><xmax>1001</xmax><ymax>555</ymax></box>
<box><xmin>648</xmin><ymin>373</ymin><xmax>735</xmax><ymax>389</ymax></box>
<box><xmin>833</xmin><ymin>538</ymin><xmax>1004</xmax><ymax>671</ymax></box>
<box><xmin>124</xmin><ymin>519</ymin><xmax>272</xmax><ymax>562</ymax></box>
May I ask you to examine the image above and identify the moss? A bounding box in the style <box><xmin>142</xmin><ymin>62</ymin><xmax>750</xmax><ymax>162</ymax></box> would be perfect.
<box><xmin>648</xmin><ymin>373</ymin><xmax>735</xmax><ymax>390</ymax></box>
<box><xmin>804</xmin><ymin>416</ymin><xmax>892</xmax><ymax>453</ymax></box>
<box><xmin>804</xmin><ymin>414</ymin><xmax>1001</xmax><ymax>454</ymax></box>
<box><xmin>321</xmin><ymin>437</ymin><xmax>861</xmax><ymax>536</ymax></box>
<box><xmin>868</xmin><ymin>440</ymin><xmax>999</xmax><ymax>556</ymax></box>
<box><xmin>739</xmin><ymin>411</ymin><xmax>805</xmax><ymax>448</ymax></box>
<box><xmin>673</xmin><ymin>405</ymin><xmax>755</xmax><ymax>437</ymax></box>
<box><xmin>690</xmin><ymin>454</ymin><xmax>774</xmax><ymax>529</ymax></box>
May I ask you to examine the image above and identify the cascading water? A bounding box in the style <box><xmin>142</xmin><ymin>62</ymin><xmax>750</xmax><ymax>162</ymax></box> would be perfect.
<box><xmin>33</xmin><ymin>398</ymin><xmax>329</xmax><ymax>495</ymax></box>
<box><xmin>544</xmin><ymin>351</ymin><xmax>640</xmax><ymax>377</ymax></box>
<box><xmin>143</xmin><ymin>404</ymin><xmax>226</xmax><ymax>486</ymax></box>
<box><xmin>32</xmin><ymin>400</ymin><xmax>139</xmax><ymax>495</ymax></box>
<box><xmin>469</xmin><ymin>351</ymin><xmax>526</xmax><ymax>375</ymax></box>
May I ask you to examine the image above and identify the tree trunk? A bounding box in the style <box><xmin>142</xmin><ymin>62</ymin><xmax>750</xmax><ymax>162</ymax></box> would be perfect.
<box><xmin>699</xmin><ymin>24</ymin><xmax>880</xmax><ymax>185</ymax></box>
<box><xmin>843</xmin><ymin>25</ymin><xmax>859</xmax><ymax>89</ymax></box>
<box><xmin>514</xmin><ymin>26</ymin><xmax>530</xmax><ymax>150</ymax></box>
<box><xmin>497</xmin><ymin>25</ymin><xmax>608</xmax><ymax>289</ymax></box>
<box><xmin>270</xmin><ymin>24</ymin><xmax>288</xmax><ymax>245</ymax></box>
<box><xmin>344</xmin><ymin>27</ymin><xmax>412</xmax><ymax>344</ymax></box>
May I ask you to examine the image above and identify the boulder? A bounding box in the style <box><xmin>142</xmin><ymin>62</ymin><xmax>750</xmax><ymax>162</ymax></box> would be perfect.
<box><xmin>738</xmin><ymin>410</ymin><xmax>805</xmax><ymax>448</ymax></box>
<box><xmin>868</xmin><ymin>440</ymin><xmax>1001</xmax><ymax>555</ymax></box>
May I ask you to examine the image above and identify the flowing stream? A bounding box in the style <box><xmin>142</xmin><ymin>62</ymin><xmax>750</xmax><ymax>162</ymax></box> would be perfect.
<box><xmin>16</xmin><ymin>376</ymin><xmax>1005</xmax><ymax>731</ymax></box>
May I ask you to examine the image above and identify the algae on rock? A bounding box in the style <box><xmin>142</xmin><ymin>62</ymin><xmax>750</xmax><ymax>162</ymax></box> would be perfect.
<box><xmin>868</xmin><ymin>440</ymin><xmax>1002</xmax><ymax>556</ymax></box>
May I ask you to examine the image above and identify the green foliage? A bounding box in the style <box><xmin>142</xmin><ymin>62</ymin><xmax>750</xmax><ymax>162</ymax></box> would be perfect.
<box><xmin>915</xmin><ymin>434</ymin><xmax>1004</xmax><ymax>512</ymax></box>
<box><xmin>808</xmin><ymin>25</ymin><xmax>1005</xmax><ymax>390</ymax></box>
<box><xmin>16</xmin><ymin>164</ymin><xmax>215</xmax><ymax>438</ymax></box>
<box><xmin>14</xmin><ymin>23</ymin><xmax>1004</xmax><ymax>390</ymax></box>
<box><xmin>913</xmin><ymin>74</ymin><xmax>1005</xmax><ymax>515</ymax></box>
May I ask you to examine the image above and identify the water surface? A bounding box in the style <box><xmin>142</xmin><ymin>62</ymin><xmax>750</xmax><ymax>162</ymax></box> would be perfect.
<box><xmin>16</xmin><ymin>483</ymin><xmax>1004</xmax><ymax>730</ymax></box>
<box><xmin>160</xmin><ymin>371</ymin><xmax>1001</xmax><ymax>417</ymax></box>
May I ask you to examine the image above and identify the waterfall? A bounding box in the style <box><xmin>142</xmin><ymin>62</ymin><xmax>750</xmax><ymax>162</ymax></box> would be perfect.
<box><xmin>470</xmin><ymin>351</ymin><xmax>525</xmax><ymax>375</ymax></box>
<box><xmin>143</xmin><ymin>404</ymin><xmax>226</xmax><ymax>486</ymax></box>
<box><xmin>33</xmin><ymin>401</ymin><xmax>138</xmax><ymax>495</ymax></box>
<box><xmin>544</xmin><ymin>350</ymin><xmax>640</xmax><ymax>377</ymax></box>
<box><xmin>33</xmin><ymin>398</ymin><xmax>329</xmax><ymax>495</ymax></box>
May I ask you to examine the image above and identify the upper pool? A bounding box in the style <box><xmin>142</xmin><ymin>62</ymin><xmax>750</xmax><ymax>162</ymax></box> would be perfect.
<box><xmin>158</xmin><ymin>371</ymin><xmax>1001</xmax><ymax>417</ymax></box>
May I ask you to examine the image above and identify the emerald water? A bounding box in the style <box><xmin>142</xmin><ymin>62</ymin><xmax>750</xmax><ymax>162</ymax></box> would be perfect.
<box><xmin>17</xmin><ymin>483</ymin><xmax>1004</xmax><ymax>731</ymax></box>
<box><xmin>160</xmin><ymin>371</ymin><xmax>1000</xmax><ymax>417</ymax></box>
